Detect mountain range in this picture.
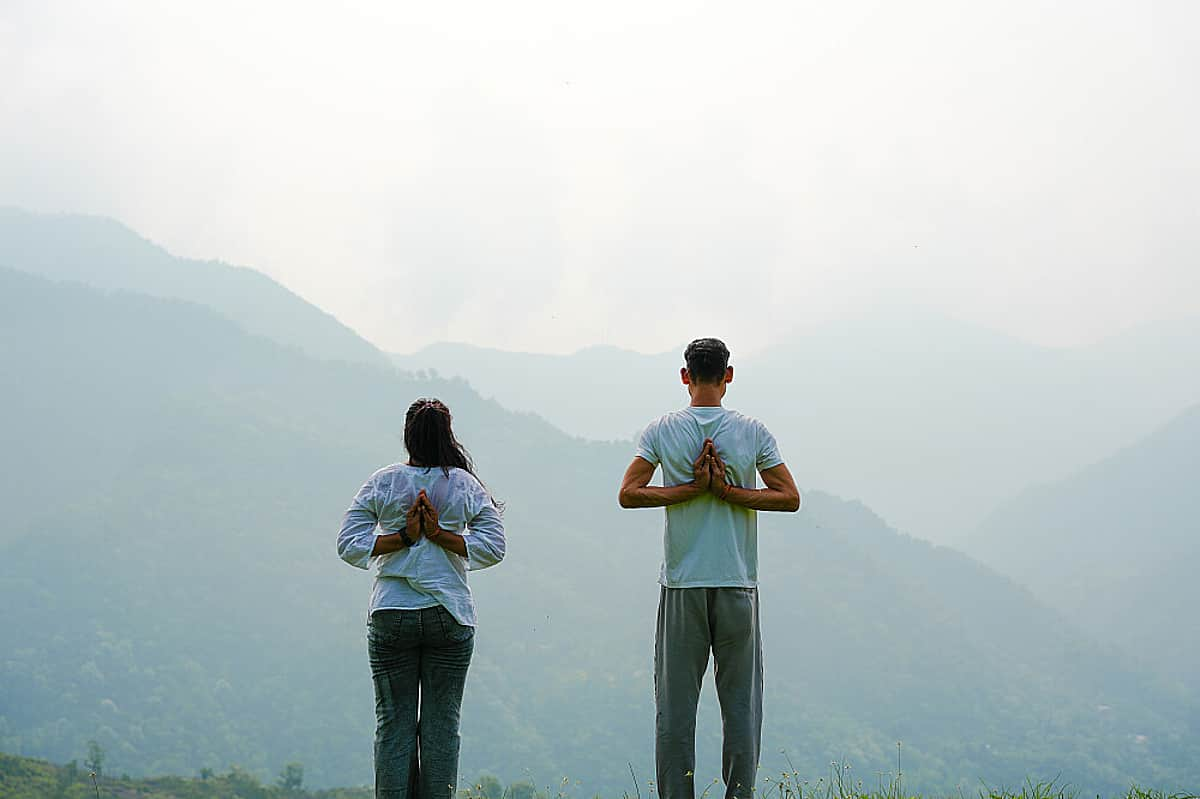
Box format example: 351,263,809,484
1,210,1197,796
0,207,384,367
394,314,1200,546
967,403,1200,693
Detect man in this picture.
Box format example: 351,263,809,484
618,337,801,799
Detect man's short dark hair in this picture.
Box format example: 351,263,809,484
684,338,730,384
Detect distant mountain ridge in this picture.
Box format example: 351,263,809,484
0,207,385,366
394,341,681,440
967,403,1200,691
395,313,1200,542
2,266,1199,795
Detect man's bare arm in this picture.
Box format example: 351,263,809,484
715,463,801,512
618,457,703,508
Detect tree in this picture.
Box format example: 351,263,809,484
508,779,540,799
84,740,105,778
54,760,79,799
277,762,305,793
473,774,504,799
227,765,269,799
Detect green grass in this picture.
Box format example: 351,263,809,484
0,751,370,799
2,751,1195,799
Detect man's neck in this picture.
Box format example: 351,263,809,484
688,386,725,407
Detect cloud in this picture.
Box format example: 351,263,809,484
3,0,1199,353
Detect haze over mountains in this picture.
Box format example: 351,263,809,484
2,211,1198,795
394,315,1200,545
968,403,1200,693
0,208,384,367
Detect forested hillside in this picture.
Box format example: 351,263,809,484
2,267,1198,796
0,208,385,366
0,750,371,799
969,405,1200,691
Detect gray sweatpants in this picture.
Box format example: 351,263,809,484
654,586,763,799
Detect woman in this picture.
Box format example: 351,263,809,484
337,398,506,799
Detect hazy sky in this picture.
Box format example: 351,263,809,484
3,1,1199,354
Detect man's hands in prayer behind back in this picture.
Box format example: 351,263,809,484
693,440,715,491
694,439,732,498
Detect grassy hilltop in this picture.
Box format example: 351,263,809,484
0,750,366,799
2,751,1196,799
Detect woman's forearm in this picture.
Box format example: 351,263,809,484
429,529,468,557
371,532,413,556
372,529,467,557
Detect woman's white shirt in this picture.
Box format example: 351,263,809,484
337,464,505,626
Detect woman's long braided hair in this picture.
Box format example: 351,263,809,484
404,398,501,509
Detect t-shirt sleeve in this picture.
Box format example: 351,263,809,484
634,421,660,465
756,422,784,471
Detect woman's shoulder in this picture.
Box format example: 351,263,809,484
366,463,485,498
445,469,494,512
368,462,410,479
445,467,485,491
362,462,418,492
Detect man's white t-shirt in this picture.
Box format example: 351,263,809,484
635,406,785,588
